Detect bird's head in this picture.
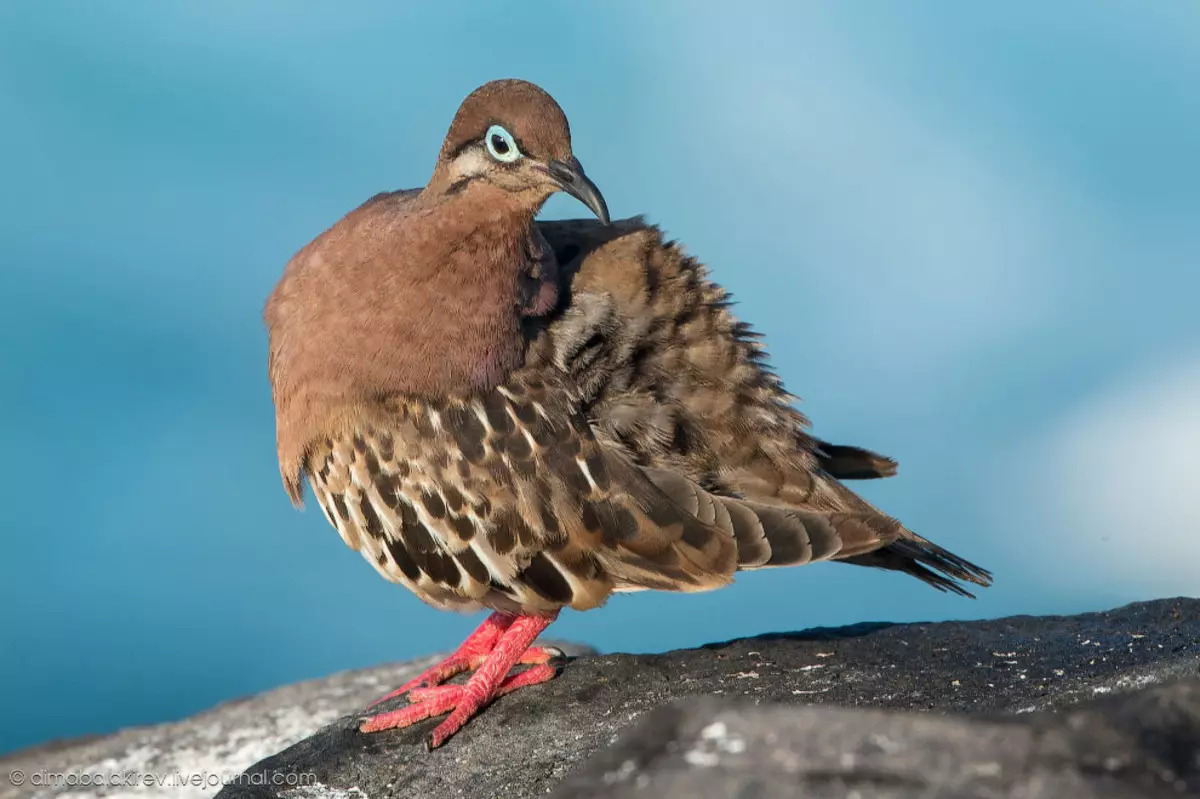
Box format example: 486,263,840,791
433,79,609,224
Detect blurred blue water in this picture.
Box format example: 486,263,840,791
2,1,1197,755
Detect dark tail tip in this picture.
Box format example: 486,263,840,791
889,538,994,598
816,442,899,480
842,537,993,598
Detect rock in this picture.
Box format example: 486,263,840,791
208,598,1198,799
0,655,448,799
4,602,1194,799
555,682,1200,798
0,641,593,799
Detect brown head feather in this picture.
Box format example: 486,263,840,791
437,79,573,165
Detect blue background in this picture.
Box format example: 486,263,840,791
3,1,1198,755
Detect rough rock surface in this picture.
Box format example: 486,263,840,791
4,602,1195,799
0,644,592,799
209,598,1198,799
558,682,1200,798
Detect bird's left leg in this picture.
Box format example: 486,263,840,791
359,613,559,748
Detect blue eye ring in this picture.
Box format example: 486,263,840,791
485,124,521,163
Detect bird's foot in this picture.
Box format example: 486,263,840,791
359,612,560,748
365,612,562,709
360,663,557,748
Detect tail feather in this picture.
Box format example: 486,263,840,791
814,440,898,480
794,467,992,598
840,536,993,598
637,464,992,598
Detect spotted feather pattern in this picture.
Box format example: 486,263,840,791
528,219,992,596
305,373,739,615
295,219,990,614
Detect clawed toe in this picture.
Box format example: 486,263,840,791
358,663,559,745
407,683,462,704
358,613,560,747
521,644,566,665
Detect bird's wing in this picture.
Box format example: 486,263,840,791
531,217,825,492
529,217,991,596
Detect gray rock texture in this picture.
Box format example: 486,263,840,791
0,643,592,799
3,602,1195,799
557,682,1200,798
0,654,447,799
214,598,1198,799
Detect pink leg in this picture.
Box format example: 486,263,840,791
366,612,563,710
406,664,556,705
366,612,513,709
359,613,559,748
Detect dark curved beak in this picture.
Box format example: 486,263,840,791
546,158,610,225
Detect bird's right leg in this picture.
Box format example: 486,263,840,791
366,611,560,709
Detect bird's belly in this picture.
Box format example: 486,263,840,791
299,416,612,617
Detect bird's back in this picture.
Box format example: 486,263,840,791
531,218,991,594
532,218,823,500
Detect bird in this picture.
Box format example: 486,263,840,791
264,78,992,750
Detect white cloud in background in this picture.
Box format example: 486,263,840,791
1005,358,1200,598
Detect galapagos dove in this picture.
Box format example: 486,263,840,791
264,79,991,749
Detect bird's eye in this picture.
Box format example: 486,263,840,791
485,124,521,163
